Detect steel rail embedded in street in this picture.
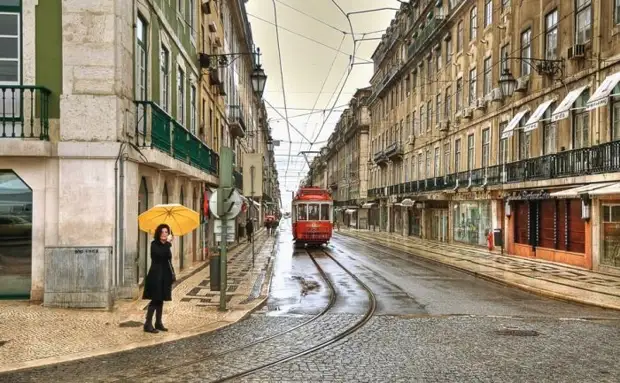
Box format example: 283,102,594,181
212,248,377,382
109,245,338,383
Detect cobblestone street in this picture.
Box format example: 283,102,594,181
3,221,620,382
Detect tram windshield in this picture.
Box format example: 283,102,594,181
293,203,332,221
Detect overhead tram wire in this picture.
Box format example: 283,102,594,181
246,13,372,64
270,0,293,180
298,34,348,160
264,99,313,144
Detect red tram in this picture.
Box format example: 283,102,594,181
291,187,333,247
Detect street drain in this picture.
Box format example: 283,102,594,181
495,328,540,337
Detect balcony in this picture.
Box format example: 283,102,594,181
1,85,52,140
384,142,403,160
407,16,446,60
134,101,219,176
233,170,243,190
371,140,620,199
373,150,388,166
228,105,246,138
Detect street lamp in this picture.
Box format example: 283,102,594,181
267,137,274,152
499,67,517,98
251,48,267,97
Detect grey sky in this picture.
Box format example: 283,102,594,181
246,0,399,209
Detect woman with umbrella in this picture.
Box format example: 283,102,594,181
142,223,174,333
138,204,200,333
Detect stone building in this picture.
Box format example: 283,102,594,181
308,88,372,228
365,0,620,274
0,0,274,306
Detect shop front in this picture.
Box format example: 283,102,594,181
453,200,492,246
359,203,374,230
427,201,449,243
586,182,620,273
408,206,421,237
345,208,358,228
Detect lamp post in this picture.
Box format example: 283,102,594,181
251,48,268,97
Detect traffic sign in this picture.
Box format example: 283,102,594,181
210,189,243,219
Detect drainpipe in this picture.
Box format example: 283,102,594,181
114,143,127,290
595,2,603,145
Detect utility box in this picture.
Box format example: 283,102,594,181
493,228,503,247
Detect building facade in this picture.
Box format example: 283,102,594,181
307,88,372,228
0,0,275,306
364,0,620,274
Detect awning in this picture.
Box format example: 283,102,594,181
586,72,620,111
345,209,356,214
361,203,376,209
587,182,620,196
401,198,415,207
523,99,555,132
549,182,617,199
501,110,529,139
551,85,588,122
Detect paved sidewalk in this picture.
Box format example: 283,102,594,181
335,228,620,311
0,231,276,373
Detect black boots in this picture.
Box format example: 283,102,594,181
154,304,168,332
143,305,159,333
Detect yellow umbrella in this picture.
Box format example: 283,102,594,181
138,204,200,236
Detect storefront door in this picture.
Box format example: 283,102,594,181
0,171,32,299
602,204,620,268
408,208,421,236
454,201,491,246
430,209,448,242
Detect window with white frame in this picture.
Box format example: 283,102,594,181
545,10,558,60
446,36,452,63
519,114,531,160
190,84,196,134
427,101,432,132
616,0,620,25
482,128,490,168
444,142,450,175
189,0,195,37
456,78,463,111
177,66,185,124
160,45,170,112
445,86,452,118
573,89,590,149
575,0,591,44
470,7,478,41
455,138,461,172
426,150,431,178
420,105,425,134
434,147,440,177
418,153,423,180
411,156,416,181
436,93,441,124
468,68,477,105
499,122,508,164
457,20,464,51
483,56,492,96
521,29,531,76
135,15,147,101
543,102,557,154
0,5,20,123
467,134,475,170
500,44,509,76
484,0,492,28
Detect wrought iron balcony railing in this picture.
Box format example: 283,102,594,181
0,85,52,140
135,101,219,176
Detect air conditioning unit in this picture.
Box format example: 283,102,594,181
491,88,503,102
568,44,585,60
438,121,449,131
208,21,217,33
476,98,487,110
515,76,529,92
201,0,212,14
462,107,473,119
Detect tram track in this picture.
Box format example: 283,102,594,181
211,247,377,382
109,247,341,382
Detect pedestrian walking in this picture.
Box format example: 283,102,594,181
264,219,272,236
246,218,254,243
142,223,175,334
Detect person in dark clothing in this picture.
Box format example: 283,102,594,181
143,223,175,333
246,218,254,243
264,219,272,236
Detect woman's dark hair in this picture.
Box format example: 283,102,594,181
154,224,172,240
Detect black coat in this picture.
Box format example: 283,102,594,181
143,240,174,301
246,220,254,234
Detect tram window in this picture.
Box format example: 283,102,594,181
298,204,307,220
308,204,320,220
320,204,330,221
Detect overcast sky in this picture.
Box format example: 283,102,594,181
246,0,399,210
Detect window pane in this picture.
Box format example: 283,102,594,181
321,204,329,221
612,206,620,222
298,204,307,221
0,0,21,5
0,14,18,36
0,61,18,82
603,206,611,222
308,204,320,220
0,37,17,59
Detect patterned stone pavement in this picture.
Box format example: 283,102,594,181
336,228,620,309
0,231,275,374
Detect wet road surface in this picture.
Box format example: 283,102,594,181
3,219,620,382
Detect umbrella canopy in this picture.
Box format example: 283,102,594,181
138,204,200,236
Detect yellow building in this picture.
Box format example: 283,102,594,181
366,0,620,274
